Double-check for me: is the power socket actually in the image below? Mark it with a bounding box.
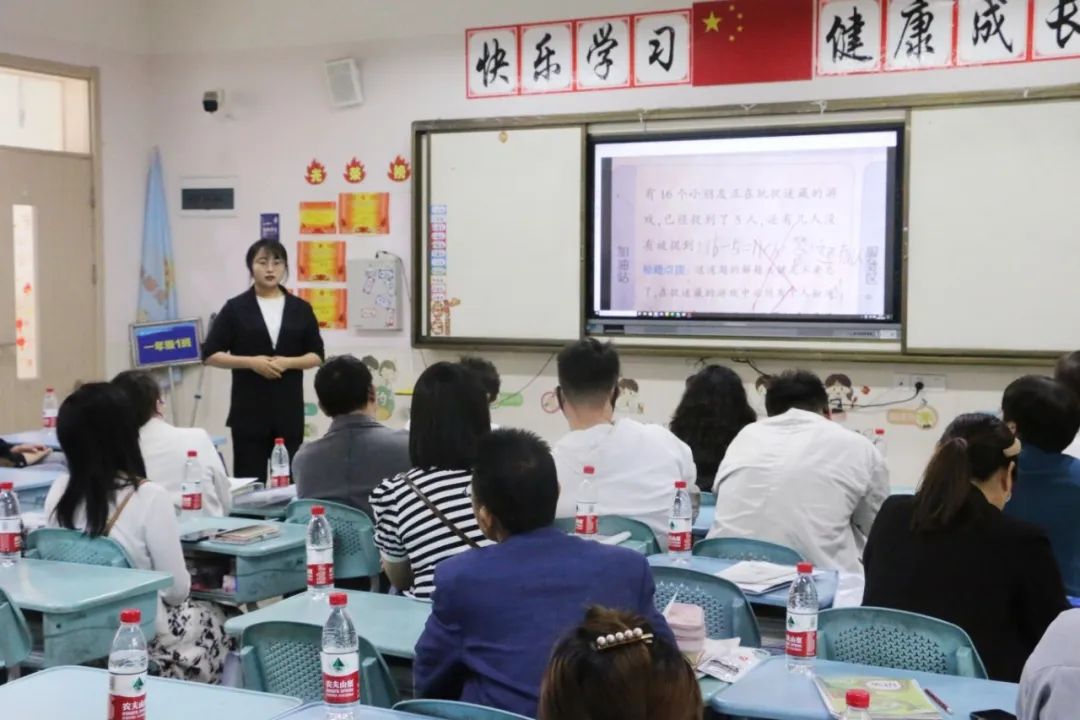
[894,373,947,392]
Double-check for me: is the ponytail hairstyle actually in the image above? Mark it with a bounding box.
[539,607,702,720]
[911,413,1019,533]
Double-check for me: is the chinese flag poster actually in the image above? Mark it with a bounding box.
[692,0,814,86]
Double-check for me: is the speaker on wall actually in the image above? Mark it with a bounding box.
[324,58,364,109]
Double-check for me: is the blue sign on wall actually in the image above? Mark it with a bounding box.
[130,319,203,368]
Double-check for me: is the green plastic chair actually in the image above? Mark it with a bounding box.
[818,607,988,678]
[0,587,31,670]
[285,499,380,582]
[651,566,761,647]
[394,700,533,720]
[553,516,661,555]
[699,491,717,507]
[24,528,134,568]
[693,537,804,564]
[240,621,400,707]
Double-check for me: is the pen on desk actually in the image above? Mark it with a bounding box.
[925,688,953,715]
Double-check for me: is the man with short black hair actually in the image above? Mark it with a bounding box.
[551,339,696,546]
[414,428,673,719]
[1003,375,1080,595]
[293,355,409,517]
[708,369,889,573]
[1055,351,1080,459]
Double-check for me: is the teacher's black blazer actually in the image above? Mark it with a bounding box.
[202,287,325,437]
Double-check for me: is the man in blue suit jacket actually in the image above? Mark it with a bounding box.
[413,428,674,718]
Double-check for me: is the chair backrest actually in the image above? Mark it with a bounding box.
[285,499,380,580]
[24,528,133,568]
[699,491,717,507]
[817,607,988,679]
[693,537,804,565]
[651,566,761,647]
[0,587,31,669]
[240,621,400,707]
[393,700,533,720]
[552,515,661,555]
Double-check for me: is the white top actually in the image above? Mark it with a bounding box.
[1065,432,1080,461]
[553,417,697,545]
[708,409,890,574]
[140,417,232,517]
[256,294,286,348]
[44,476,191,605]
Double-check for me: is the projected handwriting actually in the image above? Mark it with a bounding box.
[475,39,511,88]
[1046,0,1080,49]
[532,32,562,82]
[648,25,676,71]
[826,6,872,62]
[895,0,936,59]
[972,0,1014,52]
[587,23,620,80]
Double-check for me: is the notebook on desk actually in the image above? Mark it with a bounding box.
[716,561,800,595]
[813,676,941,719]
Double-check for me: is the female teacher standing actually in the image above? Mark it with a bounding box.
[203,239,324,479]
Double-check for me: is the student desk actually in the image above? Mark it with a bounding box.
[0,665,301,720]
[709,657,1018,719]
[2,430,228,450]
[230,485,296,519]
[179,516,306,605]
[269,703,430,719]
[649,555,839,610]
[0,467,61,511]
[0,559,171,667]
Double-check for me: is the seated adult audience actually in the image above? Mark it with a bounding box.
[369,362,491,600]
[539,607,701,720]
[863,413,1068,682]
[669,364,757,493]
[414,430,674,718]
[1018,609,1080,720]
[708,370,889,573]
[0,438,51,468]
[112,370,232,516]
[1055,351,1080,459]
[293,355,409,517]
[44,383,229,682]
[1002,375,1080,596]
[552,339,696,545]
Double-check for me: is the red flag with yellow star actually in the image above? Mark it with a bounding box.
[692,0,813,86]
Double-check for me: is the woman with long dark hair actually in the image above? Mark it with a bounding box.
[863,413,1069,681]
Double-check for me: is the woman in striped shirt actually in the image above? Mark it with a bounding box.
[370,361,493,599]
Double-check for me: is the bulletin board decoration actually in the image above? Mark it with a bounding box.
[299,201,338,234]
[339,192,390,234]
[304,159,327,185]
[344,157,367,184]
[297,288,347,329]
[387,155,412,182]
[297,240,347,282]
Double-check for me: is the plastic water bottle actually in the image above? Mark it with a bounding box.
[843,689,871,720]
[307,505,334,598]
[786,561,819,674]
[872,428,887,457]
[575,465,599,536]
[269,438,290,488]
[180,450,203,518]
[667,480,693,565]
[323,591,360,715]
[108,608,148,720]
[0,481,22,567]
[42,387,59,440]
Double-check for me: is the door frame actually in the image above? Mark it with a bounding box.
[0,52,104,381]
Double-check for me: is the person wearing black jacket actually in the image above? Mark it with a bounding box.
[203,240,324,478]
[863,413,1068,682]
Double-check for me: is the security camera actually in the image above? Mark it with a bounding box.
[202,90,224,114]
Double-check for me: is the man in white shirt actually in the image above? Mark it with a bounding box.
[552,339,696,545]
[1055,351,1080,460]
[113,370,232,516]
[708,370,889,574]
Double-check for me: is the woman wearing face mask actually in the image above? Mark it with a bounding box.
[203,240,324,478]
[862,413,1069,682]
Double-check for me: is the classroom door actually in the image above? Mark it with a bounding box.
[0,147,98,432]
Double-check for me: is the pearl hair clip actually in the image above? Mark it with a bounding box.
[594,627,654,651]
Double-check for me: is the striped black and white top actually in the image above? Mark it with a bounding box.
[369,466,490,600]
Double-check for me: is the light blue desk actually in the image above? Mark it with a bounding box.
[0,558,171,666]
[180,516,306,604]
[0,467,61,511]
[271,703,429,719]
[649,555,838,610]
[710,657,1017,719]
[3,430,227,450]
[0,665,301,720]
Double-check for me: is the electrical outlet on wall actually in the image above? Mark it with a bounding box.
[894,373,947,391]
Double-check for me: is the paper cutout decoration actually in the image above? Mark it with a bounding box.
[884,0,955,71]
[304,159,327,185]
[615,378,645,415]
[339,192,390,234]
[817,0,884,76]
[344,157,366,184]
[297,241,347,282]
[362,355,399,421]
[521,21,574,94]
[297,288,347,329]
[467,25,520,97]
[387,155,412,182]
[299,201,337,234]
[957,0,1028,65]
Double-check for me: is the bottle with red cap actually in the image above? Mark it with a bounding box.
[575,466,598,536]
[323,592,360,716]
[667,480,693,564]
[843,689,871,720]
[307,505,334,598]
[786,561,819,674]
[108,608,148,720]
[42,387,59,442]
[0,481,22,567]
[269,438,290,488]
[180,450,203,519]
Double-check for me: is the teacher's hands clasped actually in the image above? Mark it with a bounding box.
[249,355,283,380]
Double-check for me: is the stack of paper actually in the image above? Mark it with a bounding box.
[813,676,942,719]
[696,638,768,684]
[233,485,296,507]
[228,477,262,497]
[716,561,800,595]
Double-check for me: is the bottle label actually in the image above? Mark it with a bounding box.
[574,512,598,535]
[668,530,692,553]
[108,671,147,720]
[181,492,202,511]
[42,414,57,429]
[785,610,818,658]
[307,547,334,586]
[0,517,22,553]
[322,650,360,704]
[270,474,290,489]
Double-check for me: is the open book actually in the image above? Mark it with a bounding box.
[813,675,941,719]
[715,561,800,595]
